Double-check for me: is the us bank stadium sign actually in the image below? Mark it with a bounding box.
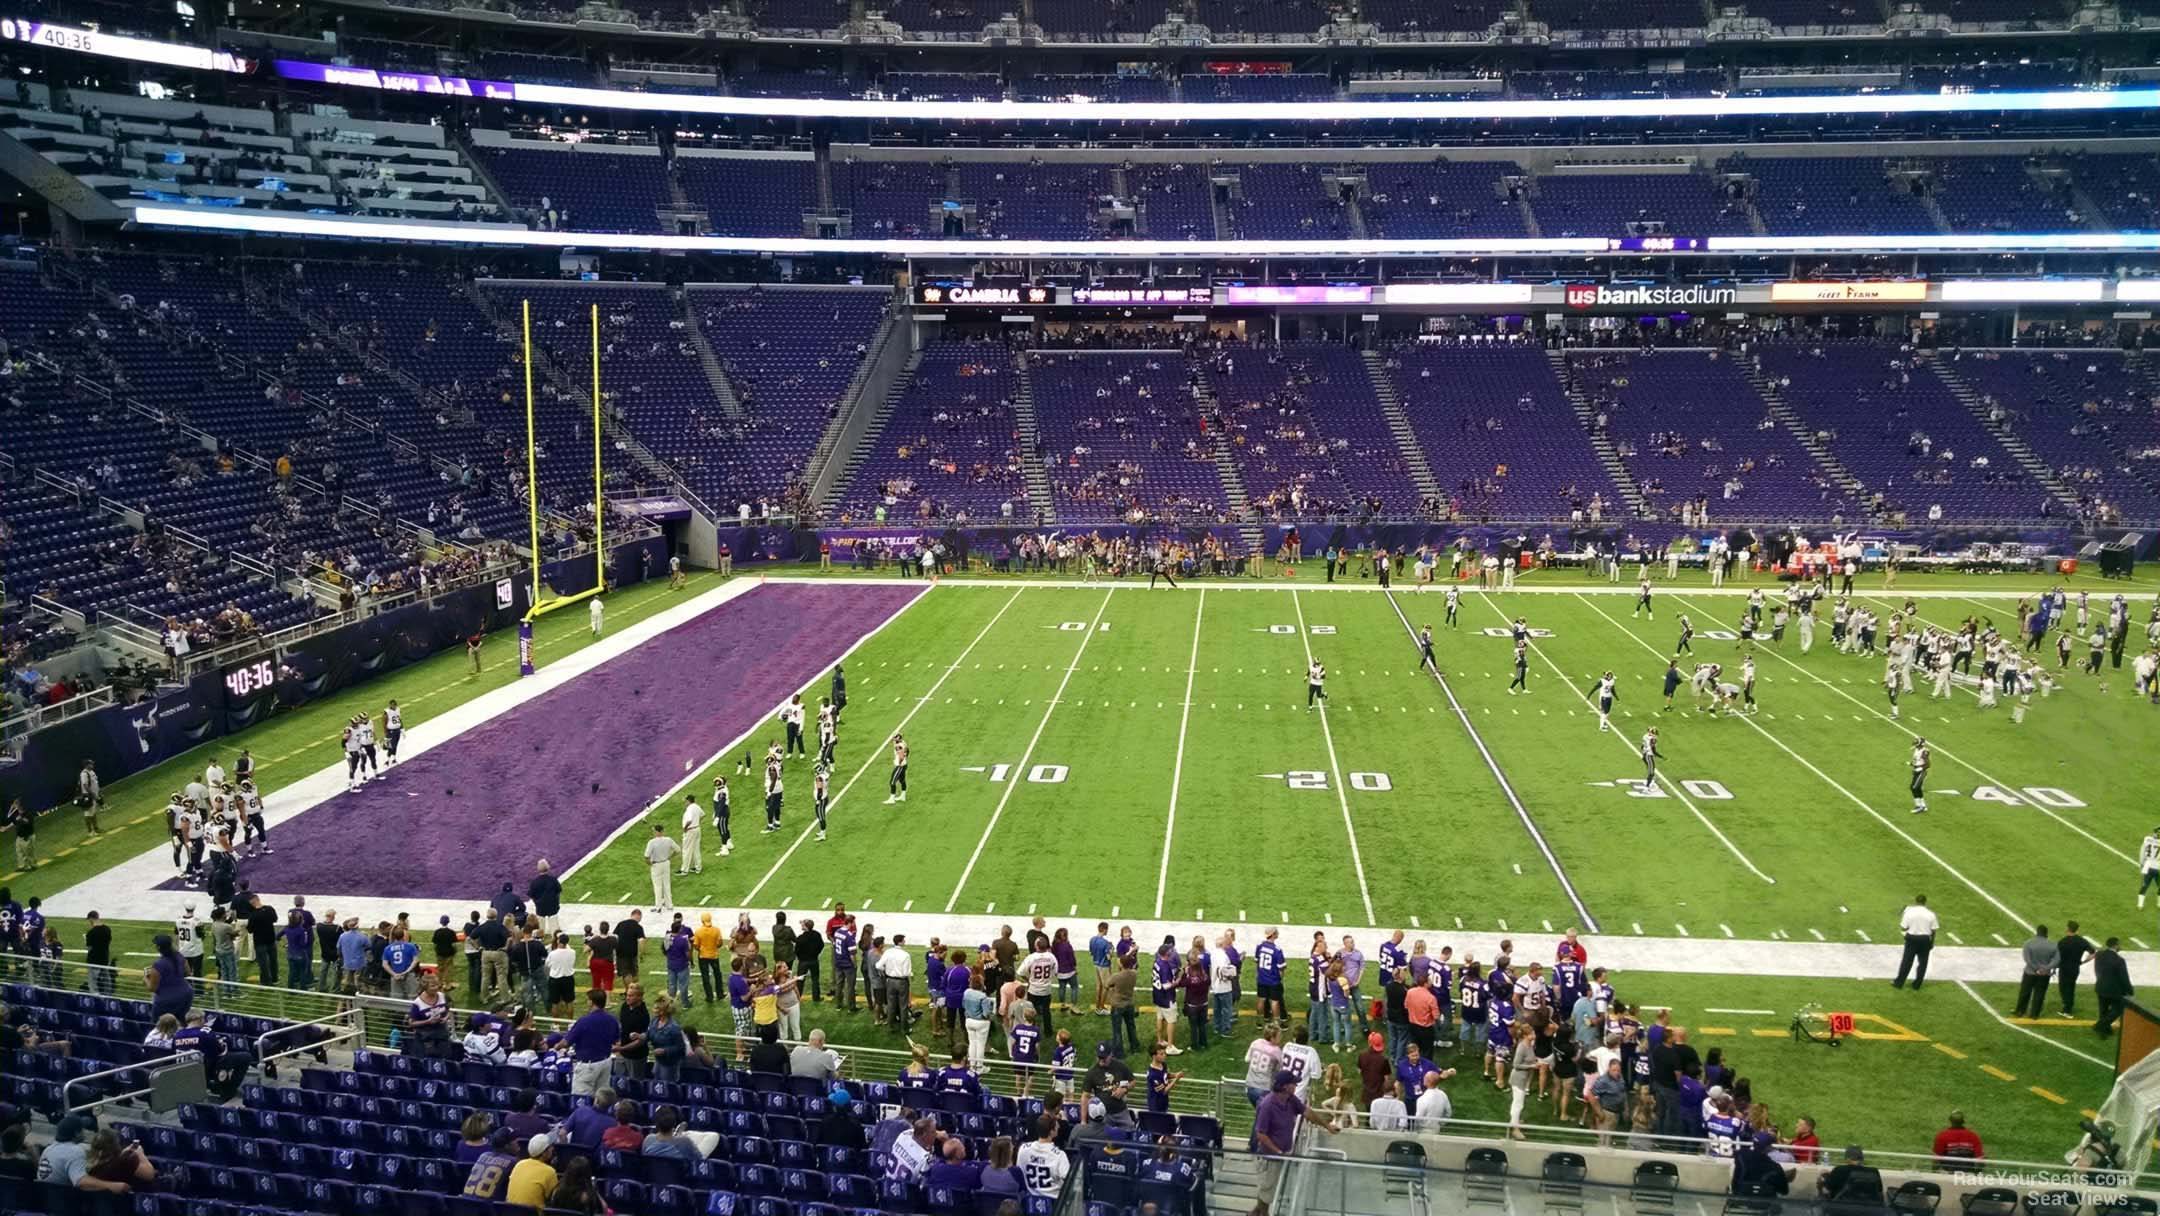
[1562,283,1739,310]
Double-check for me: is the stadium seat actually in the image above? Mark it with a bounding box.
[1890,1181,1944,1215]
[1384,1139,1428,1199]
[1964,1188,2023,1216]
[1463,1146,1510,1209]
[1540,1151,1588,1213]
[1630,1160,1680,1214]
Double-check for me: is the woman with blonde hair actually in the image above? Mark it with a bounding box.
[899,1041,933,1086]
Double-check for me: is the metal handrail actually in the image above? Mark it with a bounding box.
[60,1050,197,1114]
[0,686,116,738]
[255,1006,366,1070]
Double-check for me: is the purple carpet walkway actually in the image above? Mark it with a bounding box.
[194,582,924,901]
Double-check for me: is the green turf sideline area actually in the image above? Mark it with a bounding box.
[566,580,2153,944]
[0,571,722,896]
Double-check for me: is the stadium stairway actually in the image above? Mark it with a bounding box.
[1549,349,1651,519]
[1740,356,1874,515]
[1360,349,1442,507]
[1925,352,2086,517]
[1011,354,1058,524]
[1189,368,1267,552]
[682,292,749,423]
[1204,1148,1267,1216]
[822,346,920,518]
[805,302,906,504]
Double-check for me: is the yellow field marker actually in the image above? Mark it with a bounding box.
[2009,1016,2089,1028]
[1933,1043,1968,1060]
[2030,1087,2067,1105]
[1981,1064,2017,1081]
[1699,1027,1736,1036]
[1750,1029,1786,1039]
[2084,1109,2102,1120]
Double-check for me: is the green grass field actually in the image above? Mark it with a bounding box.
[568,577,2155,946]
[10,560,2154,1169]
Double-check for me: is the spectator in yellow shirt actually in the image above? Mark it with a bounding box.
[504,1135,557,1211]
[694,914,724,1006]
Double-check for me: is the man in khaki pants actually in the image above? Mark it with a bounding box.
[474,909,511,1002]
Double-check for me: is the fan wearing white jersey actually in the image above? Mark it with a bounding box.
[382,700,403,765]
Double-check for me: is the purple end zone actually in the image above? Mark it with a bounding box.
[183,582,924,901]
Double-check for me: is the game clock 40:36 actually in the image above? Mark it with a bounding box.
[224,658,277,699]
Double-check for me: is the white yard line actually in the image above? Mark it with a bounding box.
[743,587,1027,906]
[1487,593,1777,885]
[1153,588,1208,918]
[1954,980,2114,1070]
[1581,594,2030,932]
[1382,589,1598,932]
[946,589,1115,911]
[1819,593,2136,868]
[1293,589,1377,926]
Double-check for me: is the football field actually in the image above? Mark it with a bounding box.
[566,576,2156,950]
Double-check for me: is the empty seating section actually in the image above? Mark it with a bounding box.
[1211,343,1415,517]
[1741,0,1878,23]
[291,115,499,220]
[1508,69,1728,98]
[1387,345,1621,519]
[1568,349,1850,520]
[1180,72,1337,100]
[473,141,669,233]
[692,287,892,505]
[1759,341,2032,519]
[1225,164,1351,238]
[1363,161,1524,239]
[479,284,664,495]
[881,0,995,31]
[1528,0,1711,27]
[1740,157,1941,235]
[1012,73,1174,101]
[1031,0,1172,36]
[1945,351,2160,521]
[1926,0,2065,23]
[473,50,590,86]
[882,73,1005,101]
[956,162,1114,239]
[2071,154,2160,230]
[1030,353,1230,521]
[676,155,820,236]
[726,70,858,97]
[1191,0,1331,33]
[1530,172,1753,238]
[1926,157,2078,233]
[741,0,852,32]
[29,89,338,213]
[833,159,950,237]
[1361,0,1513,30]
[1130,163,1214,239]
[841,343,1026,523]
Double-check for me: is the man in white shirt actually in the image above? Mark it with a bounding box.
[1894,894,1940,989]
[1278,1024,1324,1103]
[1017,1118,1070,1197]
[589,596,604,637]
[878,933,915,1028]
[1021,939,1059,1029]
[1412,1072,1453,1131]
[1512,962,1550,1014]
[1369,1080,1410,1132]
[679,797,702,875]
[644,824,678,912]
[204,759,226,790]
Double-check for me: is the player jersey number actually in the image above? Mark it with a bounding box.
[1972,784,2085,809]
